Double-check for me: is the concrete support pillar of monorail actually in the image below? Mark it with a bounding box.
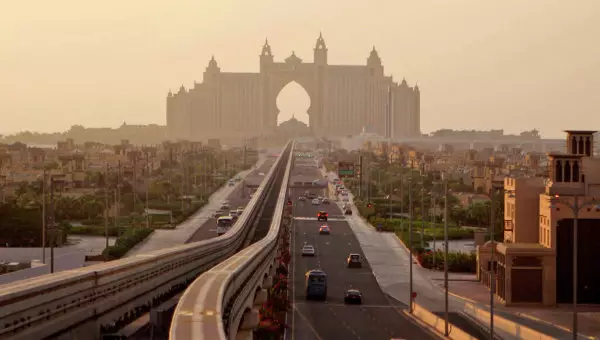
[235,330,254,340]
[254,288,268,306]
[262,275,273,289]
[239,309,260,331]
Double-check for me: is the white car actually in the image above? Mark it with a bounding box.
[301,245,315,256]
[342,196,350,202]
[312,199,320,205]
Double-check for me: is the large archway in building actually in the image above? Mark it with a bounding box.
[276,81,311,127]
[556,218,600,304]
[166,34,421,142]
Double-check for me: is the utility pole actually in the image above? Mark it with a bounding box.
[104,163,109,249]
[490,184,496,340]
[400,175,404,234]
[421,175,425,248]
[115,160,121,234]
[358,155,363,199]
[443,172,449,336]
[408,174,414,313]
[49,176,55,274]
[432,183,437,268]
[145,152,150,229]
[388,181,393,224]
[133,152,138,207]
[168,147,173,204]
[572,196,580,340]
[180,151,185,212]
[42,169,47,264]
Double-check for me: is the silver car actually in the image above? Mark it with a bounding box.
[301,245,316,256]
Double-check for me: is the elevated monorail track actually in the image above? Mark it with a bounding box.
[0,142,294,340]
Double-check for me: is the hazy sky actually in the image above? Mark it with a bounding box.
[1,0,599,138]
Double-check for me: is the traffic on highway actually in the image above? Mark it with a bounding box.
[288,149,434,340]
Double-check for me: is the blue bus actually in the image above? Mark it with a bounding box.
[305,269,327,300]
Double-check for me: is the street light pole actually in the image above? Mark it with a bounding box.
[42,169,47,264]
[432,185,437,268]
[408,174,414,313]
[104,163,109,249]
[115,161,121,233]
[572,196,579,340]
[550,194,600,340]
[145,152,150,229]
[421,177,425,248]
[400,175,404,234]
[389,181,393,224]
[490,185,497,340]
[443,172,449,336]
[49,176,55,274]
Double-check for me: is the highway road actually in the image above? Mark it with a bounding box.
[186,156,277,243]
[288,161,433,340]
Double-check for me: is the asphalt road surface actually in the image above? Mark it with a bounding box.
[186,157,277,243]
[289,162,433,340]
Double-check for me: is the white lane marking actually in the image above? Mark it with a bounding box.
[293,217,347,221]
[293,304,325,340]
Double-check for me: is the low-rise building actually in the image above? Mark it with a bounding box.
[477,130,600,306]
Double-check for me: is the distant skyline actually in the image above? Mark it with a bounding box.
[1,0,599,138]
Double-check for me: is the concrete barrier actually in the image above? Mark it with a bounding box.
[406,302,478,340]
[463,302,556,340]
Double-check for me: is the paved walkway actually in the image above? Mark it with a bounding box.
[126,157,268,256]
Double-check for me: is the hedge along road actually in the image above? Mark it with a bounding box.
[288,162,434,340]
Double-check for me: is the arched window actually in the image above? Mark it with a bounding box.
[582,174,586,183]
[578,137,584,155]
[564,160,571,182]
[555,160,563,182]
[572,136,578,154]
[585,137,591,156]
[572,161,580,182]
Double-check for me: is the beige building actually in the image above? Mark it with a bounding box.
[167,34,420,142]
[478,130,600,306]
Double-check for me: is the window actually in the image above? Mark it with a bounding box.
[555,160,563,182]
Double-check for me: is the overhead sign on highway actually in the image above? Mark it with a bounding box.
[338,161,355,178]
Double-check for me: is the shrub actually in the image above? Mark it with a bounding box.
[418,251,477,273]
[102,228,153,260]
